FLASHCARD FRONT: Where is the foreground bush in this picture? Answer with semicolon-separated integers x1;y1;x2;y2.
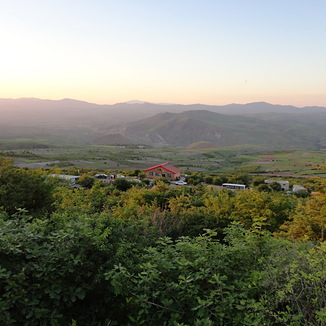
108;226;326;326
0;211;157;325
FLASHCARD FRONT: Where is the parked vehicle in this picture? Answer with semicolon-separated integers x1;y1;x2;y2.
175;181;187;185
222;183;246;190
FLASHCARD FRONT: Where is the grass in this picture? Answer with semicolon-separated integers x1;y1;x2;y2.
1;140;325;177
250;151;325;174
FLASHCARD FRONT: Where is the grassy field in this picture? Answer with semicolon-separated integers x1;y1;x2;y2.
1;140;325;177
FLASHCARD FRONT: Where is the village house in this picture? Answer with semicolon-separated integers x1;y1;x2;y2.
49;174;81;187
144;162;181;181
264;179;290;191
292;185;308;192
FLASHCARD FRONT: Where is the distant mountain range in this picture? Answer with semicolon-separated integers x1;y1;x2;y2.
0;98;326;149
94;109;326;149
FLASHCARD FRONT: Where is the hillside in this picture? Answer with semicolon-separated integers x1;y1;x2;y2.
0;98;326;148
94;110;326;149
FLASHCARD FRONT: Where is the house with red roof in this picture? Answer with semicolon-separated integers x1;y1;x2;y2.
144;162;181;180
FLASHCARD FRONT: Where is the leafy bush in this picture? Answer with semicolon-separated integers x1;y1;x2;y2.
0;167;54;216
108;226;326;325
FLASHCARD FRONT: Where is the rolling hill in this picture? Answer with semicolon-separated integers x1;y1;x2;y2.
94;110;326;149
0;98;326;149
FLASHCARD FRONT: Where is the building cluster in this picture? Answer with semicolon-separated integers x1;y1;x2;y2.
264;178;308;193
50;163;309;193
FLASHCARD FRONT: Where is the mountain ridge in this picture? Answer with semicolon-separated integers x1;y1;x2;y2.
94;109;326;149
0;98;325;148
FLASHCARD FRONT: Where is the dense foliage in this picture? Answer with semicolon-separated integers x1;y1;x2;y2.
0;157;325;325
109;228;326;325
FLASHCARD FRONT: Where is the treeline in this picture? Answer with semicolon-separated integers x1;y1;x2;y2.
0;156;325;325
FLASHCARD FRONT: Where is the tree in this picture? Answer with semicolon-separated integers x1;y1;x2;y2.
293;189;311;198
232;190;294;233
0;168;54;217
113;178;133;191
52;186;91;215
0;156;14;175
257;183;271;192
252;176;266;187
278;192;326;241
78;173;95;189
227;173;251;186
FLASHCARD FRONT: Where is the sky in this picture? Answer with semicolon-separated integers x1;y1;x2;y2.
1;0;326;106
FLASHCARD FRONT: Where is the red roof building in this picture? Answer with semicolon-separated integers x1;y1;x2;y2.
144;162;181;180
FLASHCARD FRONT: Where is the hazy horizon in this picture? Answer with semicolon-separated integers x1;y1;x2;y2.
1;96;326;108
1;1;326;107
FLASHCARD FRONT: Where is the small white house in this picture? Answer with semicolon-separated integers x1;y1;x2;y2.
293;185;308;192
264;179;289;191
50;174;80;186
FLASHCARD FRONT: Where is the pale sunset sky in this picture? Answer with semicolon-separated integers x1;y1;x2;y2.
1;0;325;106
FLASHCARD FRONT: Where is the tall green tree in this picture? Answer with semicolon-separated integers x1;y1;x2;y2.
0;167;54;216
278;192;326;241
